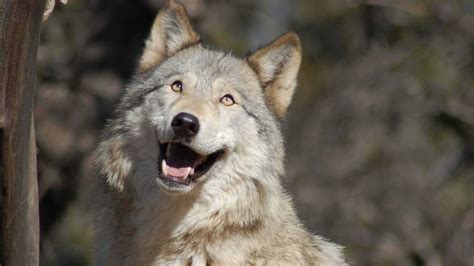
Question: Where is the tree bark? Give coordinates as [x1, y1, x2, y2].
[0, 0, 46, 265]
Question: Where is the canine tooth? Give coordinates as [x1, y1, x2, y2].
[183, 167, 192, 180]
[162, 160, 168, 176]
[190, 168, 195, 176]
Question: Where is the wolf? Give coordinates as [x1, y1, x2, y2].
[92, 1, 347, 265]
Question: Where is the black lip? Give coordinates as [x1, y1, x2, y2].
[157, 142, 224, 186]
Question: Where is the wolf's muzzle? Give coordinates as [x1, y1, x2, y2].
[171, 112, 200, 138]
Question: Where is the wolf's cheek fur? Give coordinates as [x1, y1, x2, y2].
[94, 137, 133, 191]
[141, 90, 174, 140]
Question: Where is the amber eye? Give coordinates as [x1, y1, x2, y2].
[220, 94, 235, 106]
[171, 80, 183, 93]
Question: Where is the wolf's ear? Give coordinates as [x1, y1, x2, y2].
[138, 0, 200, 73]
[247, 33, 302, 118]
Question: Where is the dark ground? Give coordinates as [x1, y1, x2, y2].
[36, 0, 474, 265]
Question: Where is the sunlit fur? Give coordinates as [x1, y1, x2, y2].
[92, 1, 347, 265]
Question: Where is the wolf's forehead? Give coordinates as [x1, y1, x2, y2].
[165, 48, 257, 85]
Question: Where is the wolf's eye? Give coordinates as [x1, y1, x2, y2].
[171, 80, 183, 93]
[220, 94, 235, 106]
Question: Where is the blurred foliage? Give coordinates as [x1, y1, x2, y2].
[37, 0, 474, 265]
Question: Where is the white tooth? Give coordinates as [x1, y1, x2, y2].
[190, 168, 195, 176]
[162, 160, 168, 176]
[183, 167, 191, 180]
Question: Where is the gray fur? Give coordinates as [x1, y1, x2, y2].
[92, 1, 347, 265]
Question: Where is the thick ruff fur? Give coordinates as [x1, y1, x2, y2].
[92, 1, 347, 265]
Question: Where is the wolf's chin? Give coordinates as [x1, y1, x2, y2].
[156, 142, 224, 192]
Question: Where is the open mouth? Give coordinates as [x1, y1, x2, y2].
[158, 142, 224, 186]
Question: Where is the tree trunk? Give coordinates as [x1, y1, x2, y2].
[0, 0, 46, 265]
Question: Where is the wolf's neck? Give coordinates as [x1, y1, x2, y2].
[133, 173, 287, 238]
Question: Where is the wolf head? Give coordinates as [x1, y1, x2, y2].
[95, 0, 301, 195]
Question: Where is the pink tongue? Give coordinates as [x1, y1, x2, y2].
[167, 166, 188, 177]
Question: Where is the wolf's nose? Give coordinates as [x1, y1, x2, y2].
[171, 112, 200, 138]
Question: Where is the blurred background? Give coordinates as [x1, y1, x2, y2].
[37, 0, 474, 265]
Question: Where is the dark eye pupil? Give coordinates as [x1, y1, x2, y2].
[222, 94, 234, 104]
[172, 81, 182, 89]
